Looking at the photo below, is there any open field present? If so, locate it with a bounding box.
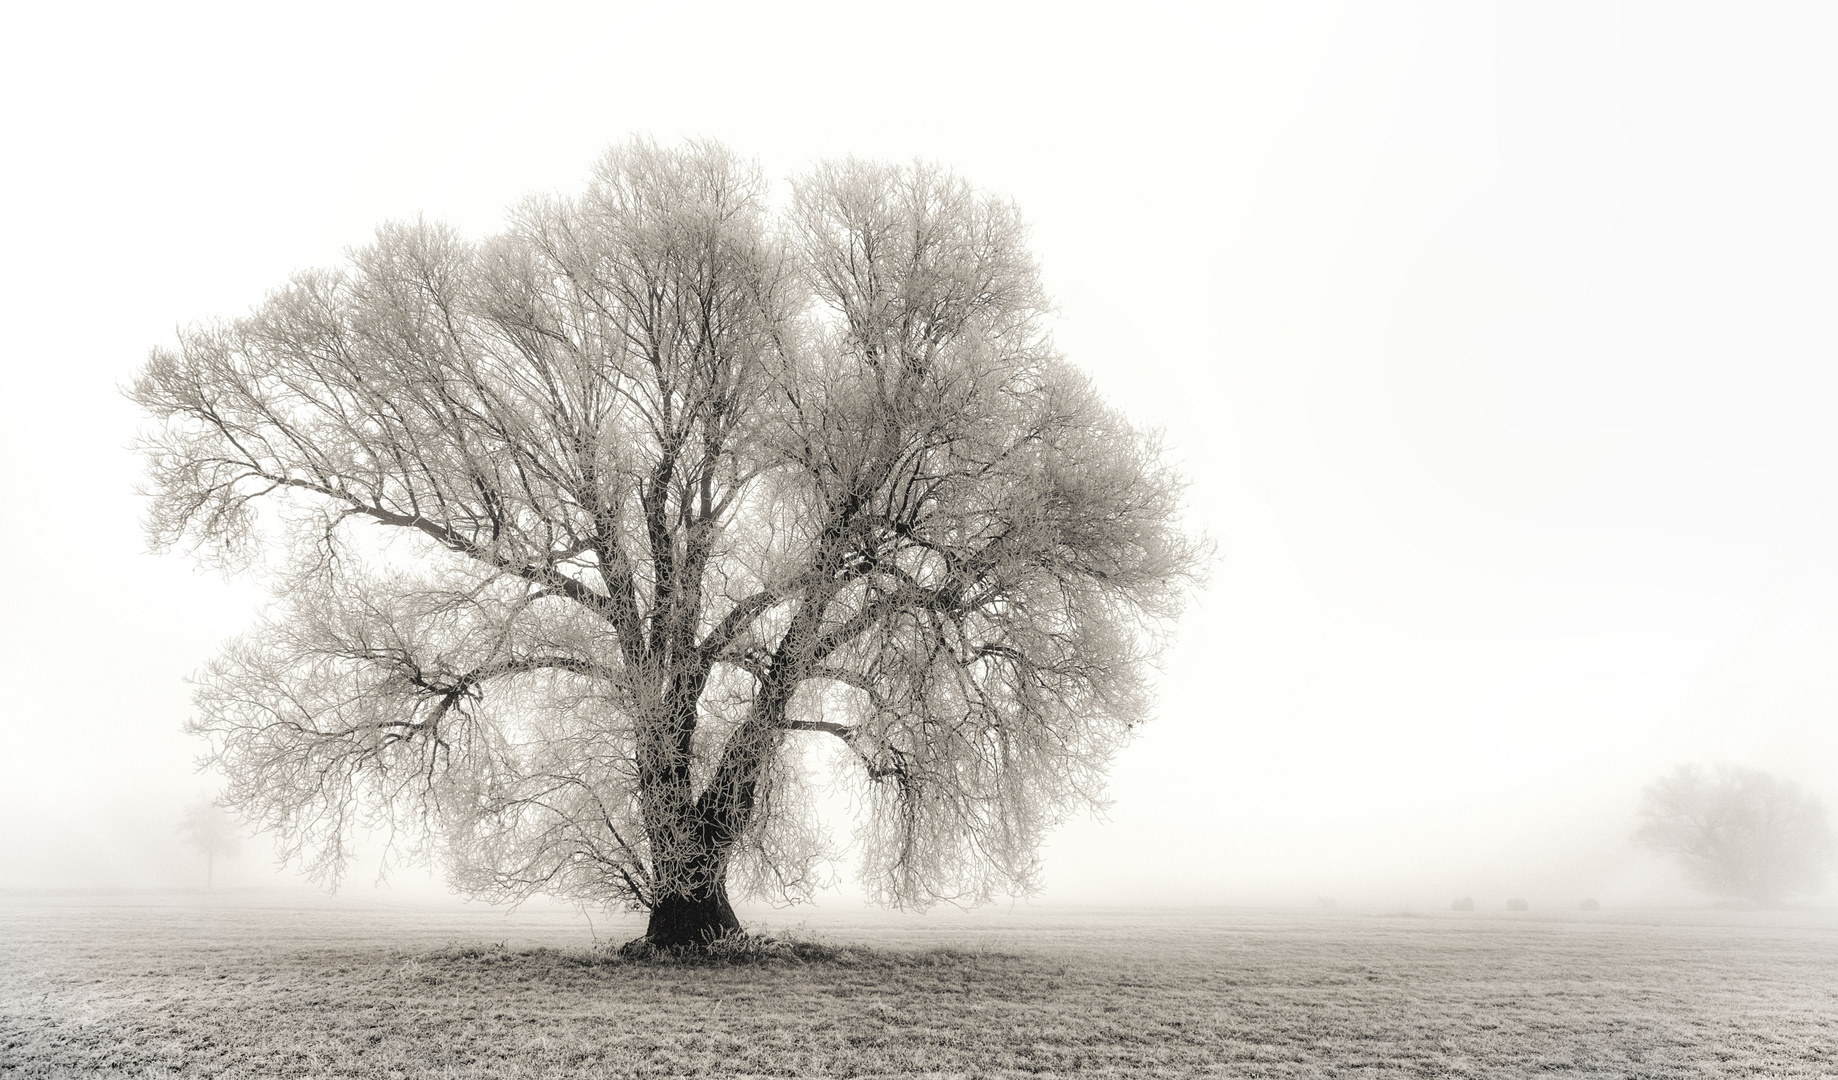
[3,893,1836,1078]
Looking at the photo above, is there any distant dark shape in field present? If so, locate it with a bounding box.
[1451,897,1474,911]
[1506,898,1529,911]
[1579,898,1600,911]
[1636,764,1835,907]
[175,799,242,889]
[1315,896,1337,910]
[129,137,1208,951]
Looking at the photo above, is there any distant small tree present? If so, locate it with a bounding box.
[177,800,244,888]
[1635,764,1834,905]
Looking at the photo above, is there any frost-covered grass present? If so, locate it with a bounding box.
[3,893,1836,1077]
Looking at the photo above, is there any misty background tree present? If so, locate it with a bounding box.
[177,799,243,889]
[132,139,1205,947]
[1636,764,1834,906]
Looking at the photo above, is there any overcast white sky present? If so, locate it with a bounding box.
[3,1,1835,909]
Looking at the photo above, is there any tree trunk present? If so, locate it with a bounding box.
[643,876,741,949]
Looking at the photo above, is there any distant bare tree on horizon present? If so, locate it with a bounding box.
[1636,764,1834,906]
[131,138,1207,948]
[177,799,243,889]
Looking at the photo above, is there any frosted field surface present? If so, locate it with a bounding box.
[2,893,1835,1077]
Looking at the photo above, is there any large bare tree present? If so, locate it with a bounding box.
[1636,764,1833,906]
[133,139,1205,947]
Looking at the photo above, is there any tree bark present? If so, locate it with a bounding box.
[643,875,741,948]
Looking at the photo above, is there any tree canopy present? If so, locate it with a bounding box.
[132,139,1205,946]
[1636,764,1833,905]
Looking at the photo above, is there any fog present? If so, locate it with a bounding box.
[3,2,1835,912]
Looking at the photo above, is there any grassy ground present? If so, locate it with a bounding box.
[2,893,1835,1078]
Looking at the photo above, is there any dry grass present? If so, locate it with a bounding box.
[3,893,1836,1078]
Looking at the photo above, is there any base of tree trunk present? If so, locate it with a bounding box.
[642,885,742,950]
